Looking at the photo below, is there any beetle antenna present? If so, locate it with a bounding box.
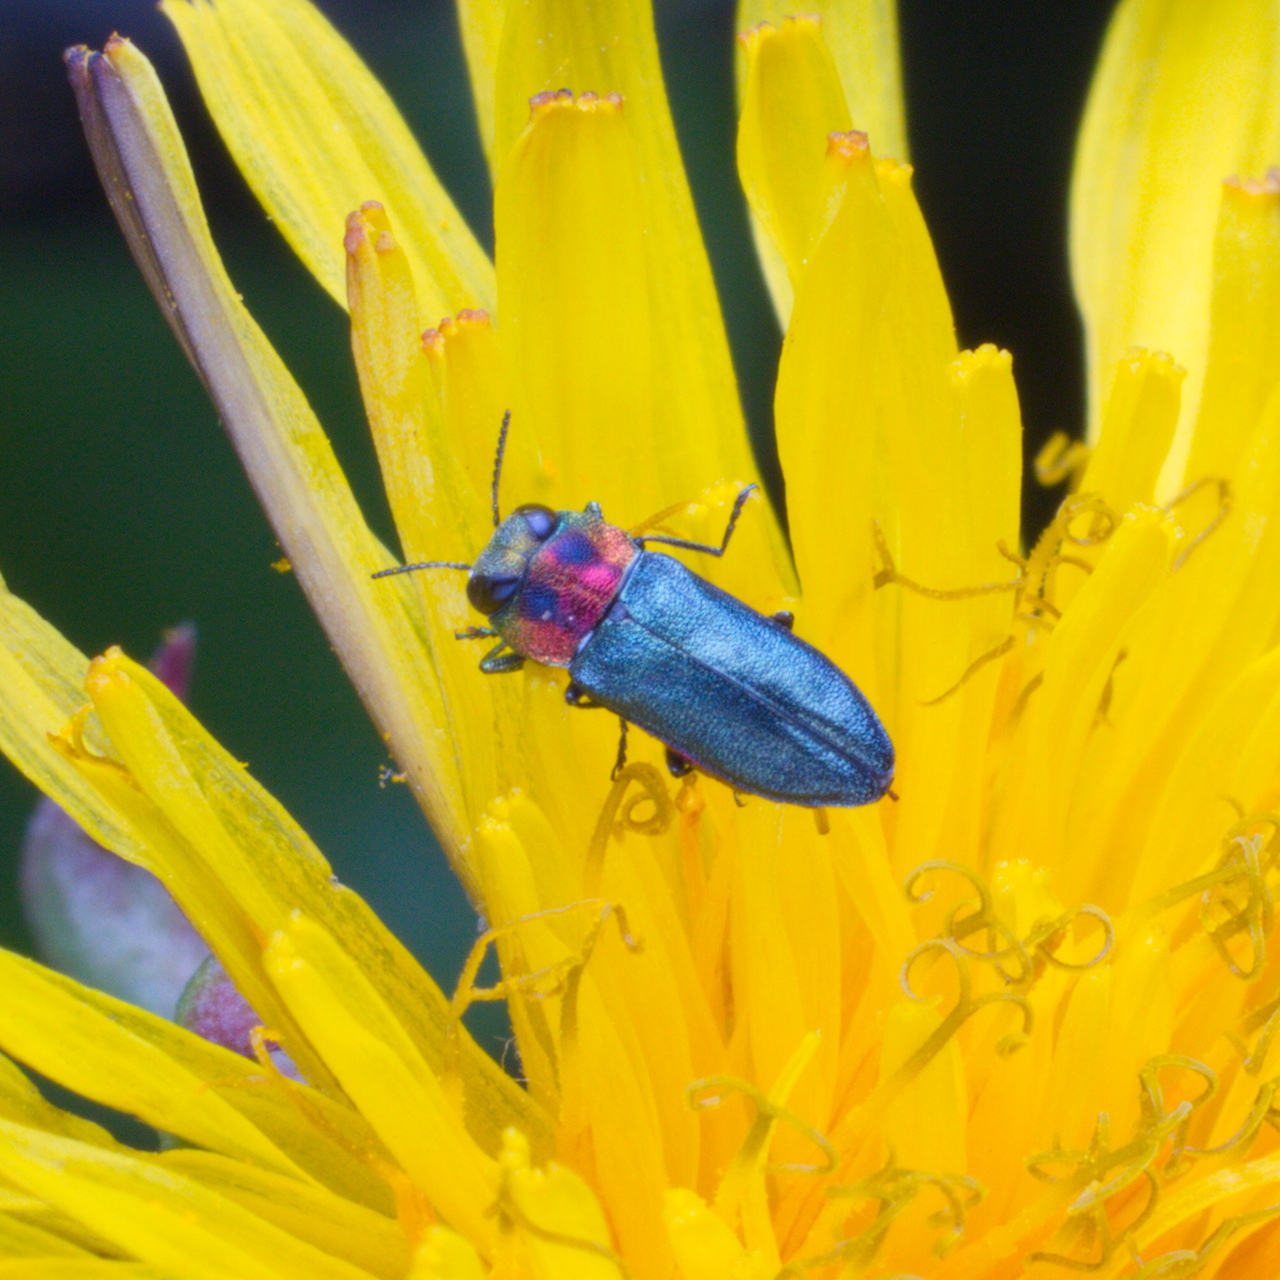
[491,408,511,529]
[371,561,471,579]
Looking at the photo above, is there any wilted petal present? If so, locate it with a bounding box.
[66,37,473,856]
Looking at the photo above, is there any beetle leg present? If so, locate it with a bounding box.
[732,789,748,808]
[637,483,758,558]
[770,610,795,632]
[665,746,693,778]
[455,626,499,641]
[479,642,525,674]
[564,681,606,708]
[611,718,629,780]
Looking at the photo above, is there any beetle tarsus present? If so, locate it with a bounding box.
[770,610,795,632]
[455,626,498,641]
[611,718,629,779]
[732,789,748,808]
[665,746,693,778]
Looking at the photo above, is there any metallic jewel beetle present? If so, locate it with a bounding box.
[375,414,895,808]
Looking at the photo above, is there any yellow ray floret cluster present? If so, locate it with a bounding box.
[4,0,1280,1276]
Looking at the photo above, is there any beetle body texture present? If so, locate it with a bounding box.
[467,500,894,808]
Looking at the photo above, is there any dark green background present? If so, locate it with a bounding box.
[0,0,1115,1051]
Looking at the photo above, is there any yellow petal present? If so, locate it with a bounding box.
[0,1119,374,1280]
[1080,349,1184,511]
[663,1188,772,1280]
[1188,172,1280,483]
[162,0,493,322]
[0,950,308,1182]
[344,210,512,819]
[494,89,768,561]
[0,580,140,863]
[0,1054,113,1152]
[68,35,470,858]
[736,0,907,321]
[737,17,851,307]
[1131,642,1280,903]
[455,0,504,170]
[773,133,894,653]
[157,1149,410,1279]
[0,955,391,1215]
[422,309,520,515]
[1067,381,1280,904]
[408,1226,487,1280]
[736,0,906,161]
[496,1129,618,1280]
[1132,1151,1280,1266]
[492,10,767,558]
[1070,0,1280,486]
[991,509,1174,883]
[0,1266,164,1279]
[265,914,499,1254]
[0,1215,94,1261]
[495,91,661,518]
[880,998,967,1175]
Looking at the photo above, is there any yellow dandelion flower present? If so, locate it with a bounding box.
[4,0,1280,1276]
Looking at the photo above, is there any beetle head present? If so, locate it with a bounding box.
[467,504,559,615]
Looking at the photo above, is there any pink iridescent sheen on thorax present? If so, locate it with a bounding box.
[494,510,637,667]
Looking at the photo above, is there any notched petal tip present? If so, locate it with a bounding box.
[1225,167,1280,199]
[827,129,870,161]
[422,309,491,360]
[875,156,915,189]
[528,88,624,122]
[950,343,1013,387]
[739,12,824,47]
[342,213,368,256]
[1120,346,1185,379]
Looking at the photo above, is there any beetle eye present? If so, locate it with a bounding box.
[467,573,521,615]
[516,503,557,540]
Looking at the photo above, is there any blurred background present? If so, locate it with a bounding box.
[0,0,1117,1052]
